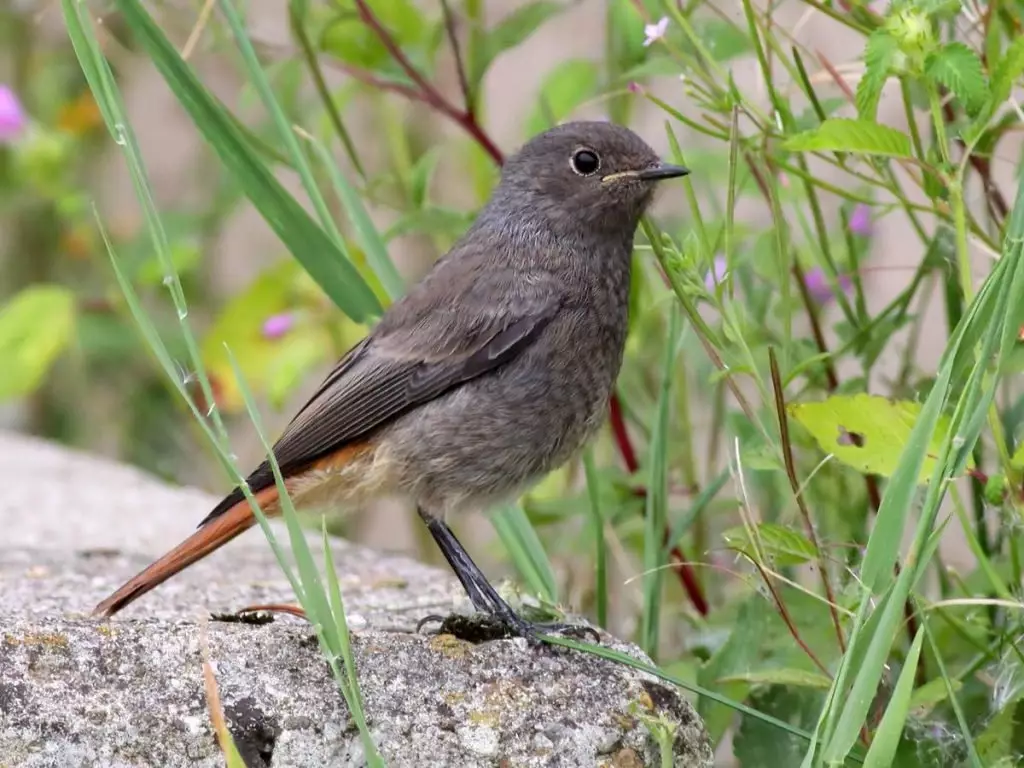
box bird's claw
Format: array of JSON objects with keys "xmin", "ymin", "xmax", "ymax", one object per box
[{"xmin": 416, "ymin": 611, "xmax": 601, "ymax": 647}]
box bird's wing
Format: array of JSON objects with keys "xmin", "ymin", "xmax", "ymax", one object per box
[{"xmin": 200, "ymin": 266, "xmax": 564, "ymax": 524}]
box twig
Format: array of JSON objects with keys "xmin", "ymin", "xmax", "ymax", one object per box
[
  {"xmin": 351, "ymin": 0, "xmax": 503, "ymax": 164},
  {"xmin": 741, "ymin": 552, "xmax": 832, "ymax": 676},
  {"xmin": 769, "ymin": 348, "xmax": 847, "ymax": 653},
  {"xmin": 439, "ymin": 0, "xmax": 473, "ymax": 115}
]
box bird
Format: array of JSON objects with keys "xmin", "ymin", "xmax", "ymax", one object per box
[{"xmin": 92, "ymin": 120, "xmax": 689, "ymax": 640}]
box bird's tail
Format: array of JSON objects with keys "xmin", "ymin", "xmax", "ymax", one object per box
[{"xmin": 92, "ymin": 486, "xmax": 280, "ymax": 618}]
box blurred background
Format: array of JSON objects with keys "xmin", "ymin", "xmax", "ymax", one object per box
[{"xmin": 3, "ymin": 0, "xmax": 1023, "ymax": 763}]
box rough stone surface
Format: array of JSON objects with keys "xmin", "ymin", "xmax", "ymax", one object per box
[{"xmin": 0, "ymin": 431, "xmax": 713, "ymax": 767}]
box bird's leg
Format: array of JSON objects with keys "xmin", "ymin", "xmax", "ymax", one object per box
[{"xmin": 415, "ymin": 507, "xmax": 600, "ymax": 645}]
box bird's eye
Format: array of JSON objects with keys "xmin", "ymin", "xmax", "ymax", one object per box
[{"xmin": 570, "ymin": 148, "xmax": 600, "ymax": 176}]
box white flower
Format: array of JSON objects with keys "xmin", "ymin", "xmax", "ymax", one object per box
[{"xmin": 643, "ymin": 17, "xmax": 668, "ymax": 47}]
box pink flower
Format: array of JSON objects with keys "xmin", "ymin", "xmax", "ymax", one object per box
[
  {"xmin": 261, "ymin": 312, "xmax": 294, "ymax": 339},
  {"xmin": 848, "ymin": 204, "xmax": 872, "ymax": 237},
  {"xmin": 643, "ymin": 17, "xmax": 668, "ymax": 47},
  {"xmin": 0, "ymin": 85, "xmax": 26, "ymax": 143},
  {"xmin": 704, "ymin": 256, "xmax": 728, "ymax": 291},
  {"xmin": 803, "ymin": 268, "xmax": 852, "ymax": 305}
]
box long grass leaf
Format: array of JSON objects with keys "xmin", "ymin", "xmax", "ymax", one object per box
[{"xmin": 113, "ymin": 0, "xmax": 382, "ymax": 323}]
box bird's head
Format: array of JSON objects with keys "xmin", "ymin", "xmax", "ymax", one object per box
[{"xmin": 491, "ymin": 121, "xmax": 689, "ymax": 235}]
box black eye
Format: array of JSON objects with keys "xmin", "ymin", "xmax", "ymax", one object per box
[{"xmin": 571, "ymin": 149, "xmax": 600, "ymax": 176}]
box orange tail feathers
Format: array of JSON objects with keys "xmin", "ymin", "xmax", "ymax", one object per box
[{"xmin": 92, "ymin": 485, "xmax": 281, "ymax": 618}]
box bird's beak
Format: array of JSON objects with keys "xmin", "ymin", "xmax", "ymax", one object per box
[
  {"xmin": 635, "ymin": 163, "xmax": 690, "ymax": 181},
  {"xmin": 601, "ymin": 163, "xmax": 690, "ymax": 184}
]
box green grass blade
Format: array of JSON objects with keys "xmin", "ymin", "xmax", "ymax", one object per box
[
  {"xmin": 113, "ymin": 0, "xmax": 382, "ymax": 323},
  {"xmin": 582, "ymin": 448, "xmax": 607, "ymax": 628},
  {"xmin": 215, "ymin": 0, "xmax": 345, "ymax": 246},
  {"xmin": 641, "ymin": 303, "xmax": 682, "ymax": 660},
  {"xmin": 541, "ymin": 635, "xmax": 864, "ymax": 764},
  {"xmin": 322, "ymin": 523, "xmax": 385, "ymax": 767},
  {"xmin": 298, "ymin": 130, "xmax": 406, "ymax": 302},
  {"xmin": 492, "ymin": 503, "xmax": 559, "ymax": 604},
  {"xmin": 861, "ymin": 626, "xmax": 924, "ymax": 768},
  {"xmin": 820, "ymin": 188, "xmax": 1024, "ymax": 763}
]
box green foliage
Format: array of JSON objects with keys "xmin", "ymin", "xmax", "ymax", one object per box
[
  {"xmin": 857, "ymin": 31, "xmax": 900, "ymax": 121},
  {"xmin": 924, "ymin": 43, "xmax": 988, "ymax": 117},
  {"xmin": 8, "ymin": 0, "xmax": 1024, "ymax": 765},
  {"xmin": 788, "ymin": 394, "xmax": 974, "ymax": 482},
  {"xmin": 784, "ymin": 119, "xmax": 913, "ymax": 158}
]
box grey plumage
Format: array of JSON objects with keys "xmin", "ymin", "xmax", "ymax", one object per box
[
  {"xmin": 97, "ymin": 120, "xmax": 687, "ymax": 628},
  {"xmin": 208, "ymin": 121, "xmax": 672, "ymax": 522}
]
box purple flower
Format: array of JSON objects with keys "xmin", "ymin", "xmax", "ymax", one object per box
[
  {"xmin": 261, "ymin": 312, "xmax": 294, "ymax": 339},
  {"xmin": 643, "ymin": 17, "xmax": 668, "ymax": 47},
  {"xmin": 848, "ymin": 204, "xmax": 872, "ymax": 237},
  {"xmin": 0, "ymin": 85, "xmax": 26, "ymax": 143},
  {"xmin": 803, "ymin": 268, "xmax": 852, "ymax": 305},
  {"xmin": 703, "ymin": 255, "xmax": 728, "ymax": 291}
]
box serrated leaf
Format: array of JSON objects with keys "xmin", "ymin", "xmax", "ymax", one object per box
[
  {"xmin": 990, "ymin": 37, "xmax": 1024, "ymax": 107},
  {"xmin": 471, "ymin": 1, "xmax": 565, "ymax": 87},
  {"xmin": 0, "ymin": 285, "xmax": 76, "ymax": 400},
  {"xmin": 525, "ymin": 59, "xmax": 600, "ymax": 137},
  {"xmin": 970, "ymin": 37, "xmax": 1024, "ymax": 143},
  {"xmin": 925, "ymin": 42, "xmax": 988, "ymax": 116},
  {"xmin": 722, "ymin": 523, "xmax": 819, "ymax": 566},
  {"xmin": 784, "ymin": 118, "xmax": 912, "ymax": 158},
  {"xmin": 788, "ymin": 393, "xmax": 974, "ymax": 482},
  {"xmin": 858, "ymin": 30, "xmax": 899, "ymax": 121},
  {"xmin": 719, "ymin": 668, "xmax": 832, "ymax": 690}
]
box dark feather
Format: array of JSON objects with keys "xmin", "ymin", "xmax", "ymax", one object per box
[{"xmin": 200, "ymin": 270, "xmax": 563, "ymax": 526}]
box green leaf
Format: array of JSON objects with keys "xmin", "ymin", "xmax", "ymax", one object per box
[
  {"xmin": 788, "ymin": 393, "xmax": 974, "ymax": 482},
  {"xmin": 908, "ymin": 675, "xmax": 961, "ymax": 714},
  {"xmin": 693, "ymin": 19, "xmax": 752, "ymax": 63},
  {"xmin": 525, "ymin": 59, "xmax": 600, "ymax": 137},
  {"xmin": 718, "ymin": 668, "xmax": 832, "ymax": 690},
  {"xmin": 0, "ymin": 285, "xmax": 76, "ymax": 400},
  {"xmin": 989, "ymin": 36, "xmax": 1024, "ymax": 108},
  {"xmin": 784, "ymin": 118, "xmax": 913, "ymax": 158},
  {"xmin": 857, "ymin": 31, "xmax": 899, "ymax": 121},
  {"xmin": 925, "ymin": 42, "xmax": 988, "ymax": 116},
  {"xmin": 722, "ymin": 523, "xmax": 819, "ymax": 566},
  {"xmin": 317, "ymin": 0, "xmax": 427, "ymax": 71},
  {"xmin": 114, "ymin": 0, "xmax": 383, "ymax": 323},
  {"xmin": 471, "ymin": 1, "xmax": 565, "ymax": 87}
]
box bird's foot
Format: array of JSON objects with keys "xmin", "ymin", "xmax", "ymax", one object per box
[{"xmin": 416, "ymin": 610, "xmax": 600, "ymax": 647}]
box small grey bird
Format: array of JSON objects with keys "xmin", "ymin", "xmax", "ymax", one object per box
[{"xmin": 93, "ymin": 121, "xmax": 689, "ymax": 640}]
